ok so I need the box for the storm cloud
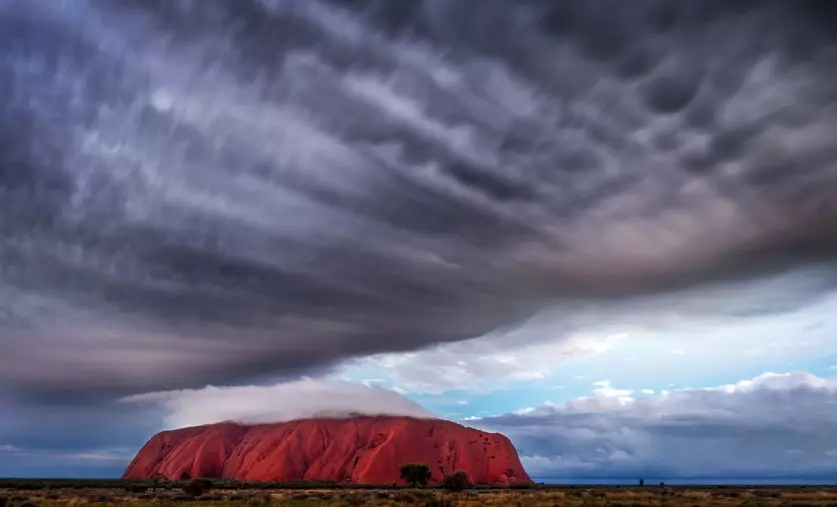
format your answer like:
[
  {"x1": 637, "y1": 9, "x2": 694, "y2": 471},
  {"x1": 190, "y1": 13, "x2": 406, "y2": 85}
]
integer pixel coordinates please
[{"x1": 2, "y1": 0, "x2": 837, "y2": 402}]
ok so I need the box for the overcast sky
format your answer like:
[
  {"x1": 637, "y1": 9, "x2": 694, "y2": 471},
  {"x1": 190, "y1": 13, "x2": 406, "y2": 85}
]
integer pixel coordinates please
[{"x1": 2, "y1": 0, "x2": 837, "y2": 481}]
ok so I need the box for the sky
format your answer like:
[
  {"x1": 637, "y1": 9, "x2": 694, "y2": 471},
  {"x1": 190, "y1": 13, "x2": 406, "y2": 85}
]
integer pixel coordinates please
[{"x1": 2, "y1": 0, "x2": 837, "y2": 482}]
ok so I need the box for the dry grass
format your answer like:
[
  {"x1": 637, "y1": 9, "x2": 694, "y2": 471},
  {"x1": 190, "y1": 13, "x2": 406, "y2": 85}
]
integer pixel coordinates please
[{"x1": 3, "y1": 485, "x2": 837, "y2": 507}]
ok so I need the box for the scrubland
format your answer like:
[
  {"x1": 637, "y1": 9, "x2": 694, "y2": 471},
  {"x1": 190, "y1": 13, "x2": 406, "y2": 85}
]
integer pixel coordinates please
[{"x1": 3, "y1": 480, "x2": 837, "y2": 507}]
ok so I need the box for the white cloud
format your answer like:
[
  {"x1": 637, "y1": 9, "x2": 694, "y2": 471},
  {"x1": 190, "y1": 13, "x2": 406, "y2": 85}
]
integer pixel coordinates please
[
  {"x1": 591, "y1": 380, "x2": 633, "y2": 402},
  {"x1": 121, "y1": 378, "x2": 434, "y2": 428},
  {"x1": 477, "y1": 372, "x2": 837, "y2": 479},
  {"x1": 340, "y1": 329, "x2": 624, "y2": 394},
  {"x1": 328, "y1": 270, "x2": 837, "y2": 398}
]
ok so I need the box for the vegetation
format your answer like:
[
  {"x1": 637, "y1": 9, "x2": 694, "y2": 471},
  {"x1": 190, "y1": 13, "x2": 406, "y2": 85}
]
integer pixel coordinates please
[
  {"x1": 399, "y1": 463, "x2": 432, "y2": 488},
  {"x1": 442, "y1": 470, "x2": 471, "y2": 492},
  {"x1": 3, "y1": 482, "x2": 837, "y2": 507},
  {"x1": 182, "y1": 479, "x2": 213, "y2": 497}
]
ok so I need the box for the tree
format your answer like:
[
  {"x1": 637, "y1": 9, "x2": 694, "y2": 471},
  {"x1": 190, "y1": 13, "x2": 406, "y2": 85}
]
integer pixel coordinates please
[
  {"x1": 442, "y1": 470, "x2": 471, "y2": 492},
  {"x1": 182, "y1": 479, "x2": 212, "y2": 497},
  {"x1": 639, "y1": 478, "x2": 644, "y2": 487},
  {"x1": 399, "y1": 463, "x2": 432, "y2": 487}
]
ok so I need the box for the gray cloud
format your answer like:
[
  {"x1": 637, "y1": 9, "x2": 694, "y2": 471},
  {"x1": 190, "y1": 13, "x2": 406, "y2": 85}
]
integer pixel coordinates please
[
  {"x1": 0, "y1": 395, "x2": 160, "y2": 453},
  {"x1": 2, "y1": 0, "x2": 837, "y2": 401},
  {"x1": 476, "y1": 372, "x2": 837, "y2": 479},
  {"x1": 0, "y1": 393, "x2": 162, "y2": 477}
]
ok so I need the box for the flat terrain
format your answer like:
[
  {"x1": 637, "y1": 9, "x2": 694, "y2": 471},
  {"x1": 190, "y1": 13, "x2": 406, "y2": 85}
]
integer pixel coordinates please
[{"x1": 3, "y1": 481, "x2": 837, "y2": 506}]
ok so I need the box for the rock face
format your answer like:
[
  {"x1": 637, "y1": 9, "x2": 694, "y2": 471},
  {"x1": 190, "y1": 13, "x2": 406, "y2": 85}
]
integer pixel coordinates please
[{"x1": 123, "y1": 416, "x2": 531, "y2": 485}]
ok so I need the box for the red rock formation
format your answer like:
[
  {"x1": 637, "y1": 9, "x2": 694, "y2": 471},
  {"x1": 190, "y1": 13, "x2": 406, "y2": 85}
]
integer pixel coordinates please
[{"x1": 123, "y1": 416, "x2": 531, "y2": 486}]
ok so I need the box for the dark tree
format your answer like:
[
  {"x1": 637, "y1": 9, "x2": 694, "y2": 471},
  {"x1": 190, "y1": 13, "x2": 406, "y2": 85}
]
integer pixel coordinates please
[
  {"x1": 399, "y1": 463, "x2": 432, "y2": 487},
  {"x1": 639, "y1": 478, "x2": 644, "y2": 487},
  {"x1": 182, "y1": 479, "x2": 212, "y2": 497}
]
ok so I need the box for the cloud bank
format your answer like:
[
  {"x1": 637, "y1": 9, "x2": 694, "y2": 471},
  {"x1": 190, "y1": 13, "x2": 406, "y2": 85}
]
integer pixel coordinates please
[
  {"x1": 2, "y1": 0, "x2": 837, "y2": 404},
  {"x1": 478, "y1": 372, "x2": 837, "y2": 479},
  {"x1": 123, "y1": 379, "x2": 434, "y2": 428}
]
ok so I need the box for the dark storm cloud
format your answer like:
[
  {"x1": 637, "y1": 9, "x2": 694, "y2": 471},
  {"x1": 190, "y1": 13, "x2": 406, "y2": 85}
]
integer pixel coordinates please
[
  {"x1": 476, "y1": 373, "x2": 837, "y2": 479},
  {"x1": 2, "y1": 0, "x2": 837, "y2": 400}
]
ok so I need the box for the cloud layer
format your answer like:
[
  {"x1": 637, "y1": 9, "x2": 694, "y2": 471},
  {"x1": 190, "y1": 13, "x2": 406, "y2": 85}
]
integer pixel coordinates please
[
  {"x1": 2, "y1": 0, "x2": 837, "y2": 403},
  {"x1": 123, "y1": 379, "x2": 434, "y2": 428},
  {"x1": 478, "y1": 372, "x2": 837, "y2": 479}
]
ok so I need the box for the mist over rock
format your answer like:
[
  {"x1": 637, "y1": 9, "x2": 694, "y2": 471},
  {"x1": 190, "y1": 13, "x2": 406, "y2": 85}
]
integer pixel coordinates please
[{"x1": 122, "y1": 416, "x2": 531, "y2": 485}]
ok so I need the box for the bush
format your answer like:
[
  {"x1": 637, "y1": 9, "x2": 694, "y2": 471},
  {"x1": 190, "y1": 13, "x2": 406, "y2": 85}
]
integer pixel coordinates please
[
  {"x1": 182, "y1": 478, "x2": 212, "y2": 497},
  {"x1": 400, "y1": 463, "x2": 432, "y2": 488},
  {"x1": 246, "y1": 494, "x2": 272, "y2": 507},
  {"x1": 0, "y1": 497, "x2": 8, "y2": 507},
  {"x1": 340, "y1": 492, "x2": 373, "y2": 506},
  {"x1": 424, "y1": 496, "x2": 456, "y2": 507},
  {"x1": 15, "y1": 485, "x2": 43, "y2": 491},
  {"x1": 442, "y1": 471, "x2": 470, "y2": 492}
]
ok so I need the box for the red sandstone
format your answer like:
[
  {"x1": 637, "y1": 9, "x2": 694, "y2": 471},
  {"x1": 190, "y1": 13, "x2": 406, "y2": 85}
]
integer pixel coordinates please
[{"x1": 123, "y1": 416, "x2": 531, "y2": 485}]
